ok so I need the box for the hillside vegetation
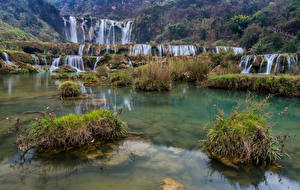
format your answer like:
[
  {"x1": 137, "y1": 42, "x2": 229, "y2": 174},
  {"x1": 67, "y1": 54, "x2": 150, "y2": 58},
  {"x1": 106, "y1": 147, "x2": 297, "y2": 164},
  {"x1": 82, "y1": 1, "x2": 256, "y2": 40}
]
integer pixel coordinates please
[
  {"x1": 133, "y1": 0, "x2": 300, "y2": 53},
  {"x1": 0, "y1": 20, "x2": 36, "y2": 42},
  {"x1": 0, "y1": 0, "x2": 63, "y2": 42}
]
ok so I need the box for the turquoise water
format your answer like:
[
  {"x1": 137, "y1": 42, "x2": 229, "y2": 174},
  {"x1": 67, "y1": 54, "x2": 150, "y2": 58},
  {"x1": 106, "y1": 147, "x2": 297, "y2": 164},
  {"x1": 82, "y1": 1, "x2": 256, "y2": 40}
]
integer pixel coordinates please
[{"x1": 0, "y1": 74, "x2": 299, "y2": 190}]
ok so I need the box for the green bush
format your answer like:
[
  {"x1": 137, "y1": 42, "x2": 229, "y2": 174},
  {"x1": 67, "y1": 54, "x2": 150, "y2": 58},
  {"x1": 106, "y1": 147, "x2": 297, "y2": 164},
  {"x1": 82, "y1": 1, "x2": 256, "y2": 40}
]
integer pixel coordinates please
[
  {"x1": 207, "y1": 74, "x2": 300, "y2": 97},
  {"x1": 110, "y1": 72, "x2": 133, "y2": 87},
  {"x1": 58, "y1": 81, "x2": 82, "y2": 98},
  {"x1": 135, "y1": 62, "x2": 172, "y2": 91},
  {"x1": 228, "y1": 15, "x2": 251, "y2": 35},
  {"x1": 16, "y1": 108, "x2": 127, "y2": 151},
  {"x1": 204, "y1": 96, "x2": 288, "y2": 168}
]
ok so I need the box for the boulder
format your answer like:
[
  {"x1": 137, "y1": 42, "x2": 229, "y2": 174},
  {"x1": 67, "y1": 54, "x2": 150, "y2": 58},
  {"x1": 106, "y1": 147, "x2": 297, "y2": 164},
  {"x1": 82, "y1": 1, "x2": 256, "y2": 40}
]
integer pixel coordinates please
[{"x1": 160, "y1": 178, "x2": 186, "y2": 190}]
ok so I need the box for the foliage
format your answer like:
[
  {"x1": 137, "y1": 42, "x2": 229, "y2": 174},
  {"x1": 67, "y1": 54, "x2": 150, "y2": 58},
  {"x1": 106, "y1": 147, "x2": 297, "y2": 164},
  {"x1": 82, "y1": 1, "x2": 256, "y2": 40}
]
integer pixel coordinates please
[
  {"x1": 207, "y1": 74, "x2": 300, "y2": 97},
  {"x1": 204, "y1": 95, "x2": 288, "y2": 167},
  {"x1": 170, "y1": 55, "x2": 211, "y2": 82},
  {"x1": 228, "y1": 15, "x2": 251, "y2": 35},
  {"x1": 110, "y1": 72, "x2": 133, "y2": 87},
  {"x1": 240, "y1": 24, "x2": 262, "y2": 50},
  {"x1": 135, "y1": 62, "x2": 172, "y2": 91},
  {"x1": 58, "y1": 81, "x2": 82, "y2": 98},
  {"x1": 16, "y1": 108, "x2": 127, "y2": 151}
]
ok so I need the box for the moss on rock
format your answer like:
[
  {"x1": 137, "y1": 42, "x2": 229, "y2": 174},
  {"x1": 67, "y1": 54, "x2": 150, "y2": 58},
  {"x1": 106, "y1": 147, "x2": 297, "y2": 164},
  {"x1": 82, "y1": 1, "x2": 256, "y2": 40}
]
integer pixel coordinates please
[{"x1": 58, "y1": 81, "x2": 82, "y2": 98}]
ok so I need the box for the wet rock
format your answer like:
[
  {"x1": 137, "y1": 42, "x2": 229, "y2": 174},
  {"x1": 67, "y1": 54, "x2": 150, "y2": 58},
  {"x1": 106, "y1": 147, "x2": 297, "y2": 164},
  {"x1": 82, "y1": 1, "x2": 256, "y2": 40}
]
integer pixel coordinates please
[{"x1": 160, "y1": 178, "x2": 186, "y2": 190}]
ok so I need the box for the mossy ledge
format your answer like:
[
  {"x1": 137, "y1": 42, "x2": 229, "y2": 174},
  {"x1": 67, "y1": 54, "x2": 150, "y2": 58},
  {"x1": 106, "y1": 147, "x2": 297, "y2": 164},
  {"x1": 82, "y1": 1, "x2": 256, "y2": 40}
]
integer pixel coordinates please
[
  {"x1": 207, "y1": 74, "x2": 300, "y2": 97},
  {"x1": 16, "y1": 109, "x2": 127, "y2": 152},
  {"x1": 203, "y1": 96, "x2": 288, "y2": 169}
]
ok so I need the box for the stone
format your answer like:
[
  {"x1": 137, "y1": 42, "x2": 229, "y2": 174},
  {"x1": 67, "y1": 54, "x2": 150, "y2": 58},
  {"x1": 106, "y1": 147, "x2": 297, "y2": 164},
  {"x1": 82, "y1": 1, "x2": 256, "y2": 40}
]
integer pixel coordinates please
[{"x1": 160, "y1": 178, "x2": 186, "y2": 190}]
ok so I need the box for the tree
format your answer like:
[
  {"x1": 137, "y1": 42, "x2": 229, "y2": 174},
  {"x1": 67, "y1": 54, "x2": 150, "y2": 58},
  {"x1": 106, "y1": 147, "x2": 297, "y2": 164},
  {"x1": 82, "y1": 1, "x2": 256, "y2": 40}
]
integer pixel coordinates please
[{"x1": 228, "y1": 15, "x2": 250, "y2": 36}]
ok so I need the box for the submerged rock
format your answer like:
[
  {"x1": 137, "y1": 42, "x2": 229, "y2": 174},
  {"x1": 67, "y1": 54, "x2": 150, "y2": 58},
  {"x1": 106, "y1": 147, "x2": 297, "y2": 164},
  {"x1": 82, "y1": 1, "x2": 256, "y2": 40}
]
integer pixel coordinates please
[{"x1": 160, "y1": 178, "x2": 186, "y2": 190}]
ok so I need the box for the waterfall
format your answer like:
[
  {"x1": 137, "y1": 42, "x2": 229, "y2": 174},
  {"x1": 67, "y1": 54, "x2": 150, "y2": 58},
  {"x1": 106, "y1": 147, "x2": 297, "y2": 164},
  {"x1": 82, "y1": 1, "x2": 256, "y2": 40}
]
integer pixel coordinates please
[
  {"x1": 63, "y1": 17, "x2": 70, "y2": 41},
  {"x1": 81, "y1": 21, "x2": 86, "y2": 43},
  {"x1": 69, "y1": 16, "x2": 78, "y2": 43},
  {"x1": 63, "y1": 17, "x2": 133, "y2": 44},
  {"x1": 50, "y1": 57, "x2": 61, "y2": 72},
  {"x1": 157, "y1": 44, "x2": 165, "y2": 57},
  {"x1": 31, "y1": 55, "x2": 43, "y2": 72},
  {"x1": 121, "y1": 21, "x2": 133, "y2": 44},
  {"x1": 264, "y1": 54, "x2": 277, "y2": 75},
  {"x1": 216, "y1": 46, "x2": 244, "y2": 55},
  {"x1": 128, "y1": 58, "x2": 133, "y2": 66},
  {"x1": 42, "y1": 56, "x2": 48, "y2": 66},
  {"x1": 86, "y1": 44, "x2": 91, "y2": 55},
  {"x1": 240, "y1": 55, "x2": 250, "y2": 74},
  {"x1": 274, "y1": 55, "x2": 282, "y2": 73},
  {"x1": 203, "y1": 47, "x2": 207, "y2": 53},
  {"x1": 78, "y1": 44, "x2": 85, "y2": 56},
  {"x1": 64, "y1": 56, "x2": 85, "y2": 72},
  {"x1": 168, "y1": 45, "x2": 197, "y2": 56},
  {"x1": 2, "y1": 52, "x2": 15, "y2": 66},
  {"x1": 93, "y1": 56, "x2": 100, "y2": 70},
  {"x1": 130, "y1": 44, "x2": 152, "y2": 56}
]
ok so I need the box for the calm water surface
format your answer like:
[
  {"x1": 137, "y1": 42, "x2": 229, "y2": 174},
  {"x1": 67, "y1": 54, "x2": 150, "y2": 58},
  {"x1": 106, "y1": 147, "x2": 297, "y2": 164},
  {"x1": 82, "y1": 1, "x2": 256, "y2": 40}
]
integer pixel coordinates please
[{"x1": 0, "y1": 74, "x2": 299, "y2": 190}]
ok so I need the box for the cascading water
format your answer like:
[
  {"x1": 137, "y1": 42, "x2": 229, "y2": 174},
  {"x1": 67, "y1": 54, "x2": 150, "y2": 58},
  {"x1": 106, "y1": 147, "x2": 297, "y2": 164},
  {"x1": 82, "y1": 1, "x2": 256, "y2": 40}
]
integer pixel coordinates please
[
  {"x1": 274, "y1": 55, "x2": 282, "y2": 73},
  {"x1": 69, "y1": 16, "x2": 78, "y2": 43},
  {"x1": 64, "y1": 56, "x2": 85, "y2": 72},
  {"x1": 216, "y1": 46, "x2": 244, "y2": 55},
  {"x1": 121, "y1": 21, "x2": 133, "y2": 44},
  {"x1": 2, "y1": 52, "x2": 15, "y2": 66},
  {"x1": 168, "y1": 45, "x2": 197, "y2": 56},
  {"x1": 63, "y1": 17, "x2": 133, "y2": 44},
  {"x1": 130, "y1": 44, "x2": 152, "y2": 56},
  {"x1": 50, "y1": 57, "x2": 61, "y2": 72},
  {"x1": 240, "y1": 56, "x2": 251, "y2": 74},
  {"x1": 86, "y1": 44, "x2": 91, "y2": 55},
  {"x1": 78, "y1": 44, "x2": 85, "y2": 56},
  {"x1": 128, "y1": 58, "x2": 133, "y2": 66},
  {"x1": 263, "y1": 54, "x2": 277, "y2": 75},
  {"x1": 31, "y1": 55, "x2": 44, "y2": 72},
  {"x1": 93, "y1": 56, "x2": 100, "y2": 70},
  {"x1": 42, "y1": 56, "x2": 48, "y2": 66},
  {"x1": 81, "y1": 21, "x2": 86, "y2": 43},
  {"x1": 157, "y1": 44, "x2": 165, "y2": 57}
]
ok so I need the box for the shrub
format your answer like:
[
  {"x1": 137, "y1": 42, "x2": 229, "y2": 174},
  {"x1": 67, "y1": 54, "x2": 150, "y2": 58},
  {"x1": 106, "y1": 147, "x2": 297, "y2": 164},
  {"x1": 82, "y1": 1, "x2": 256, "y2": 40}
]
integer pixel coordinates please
[
  {"x1": 207, "y1": 74, "x2": 300, "y2": 97},
  {"x1": 135, "y1": 62, "x2": 172, "y2": 91},
  {"x1": 16, "y1": 108, "x2": 127, "y2": 151},
  {"x1": 241, "y1": 24, "x2": 262, "y2": 49},
  {"x1": 228, "y1": 15, "x2": 251, "y2": 35},
  {"x1": 170, "y1": 56, "x2": 211, "y2": 82},
  {"x1": 204, "y1": 96, "x2": 288, "y2": 168},
  {"x1": 110, "y1": 72, "x2": 133, "y2": 87},
  {"x1": 58, "y1": 81, "x2": 82, "y2": 98}
]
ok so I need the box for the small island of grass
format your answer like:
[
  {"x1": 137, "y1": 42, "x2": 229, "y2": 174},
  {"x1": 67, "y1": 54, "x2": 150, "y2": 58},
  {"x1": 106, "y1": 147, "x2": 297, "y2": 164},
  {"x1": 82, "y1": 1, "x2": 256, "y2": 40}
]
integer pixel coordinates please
[
  {"x1": 16, "y1": 108, "x2": 127, "y2": 151},
  {"x1": 204, "y1": 96, "x2": 288, "y2": 169}
]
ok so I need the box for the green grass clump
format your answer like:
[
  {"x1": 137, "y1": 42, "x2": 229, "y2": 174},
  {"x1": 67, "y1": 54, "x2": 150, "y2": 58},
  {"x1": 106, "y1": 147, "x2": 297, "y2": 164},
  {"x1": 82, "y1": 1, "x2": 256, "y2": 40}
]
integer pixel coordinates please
[
  {"x1": 204, "y1": 96, "x2": 288, "y2": 168},
  {"x1": 16, "y1": 109, "x2": 127, "y2": 151},
  {"x1": 135, "y1": 62, "x2": 172, "y2": 91},
  {"x1": 170, "y1": 56, "x2": 211, "y2": 82},
  {"x1": 207, "y1": 74, "x2": 300, "y2": 97},
  {"x1": 58, "y1": 81, "x2": 82, "y2": 98},
  {"x1": 110, "y1": 72, "x2": 133, "y2": 87}
]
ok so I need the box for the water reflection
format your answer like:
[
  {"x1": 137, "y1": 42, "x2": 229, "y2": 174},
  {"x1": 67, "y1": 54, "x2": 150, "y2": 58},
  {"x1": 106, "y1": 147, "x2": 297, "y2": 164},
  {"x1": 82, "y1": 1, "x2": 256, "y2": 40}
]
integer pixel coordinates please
[{"x1": 0, "y1": 74, "x2": 300, "y2": 190}]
